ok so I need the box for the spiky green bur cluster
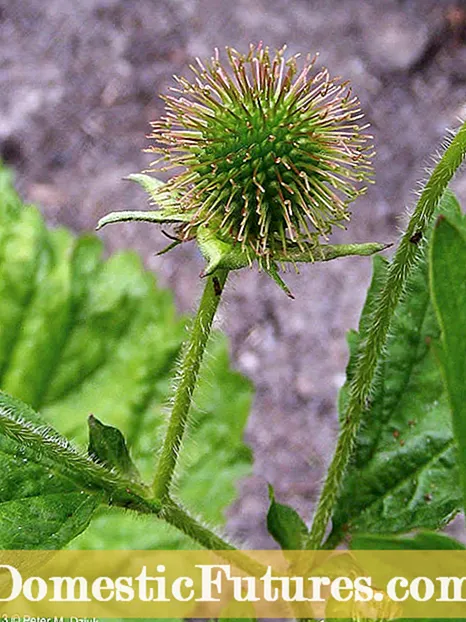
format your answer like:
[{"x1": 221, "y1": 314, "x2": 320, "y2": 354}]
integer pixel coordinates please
[{"x1": 149, "y1": 44, "x2": 374, "y2": 264}]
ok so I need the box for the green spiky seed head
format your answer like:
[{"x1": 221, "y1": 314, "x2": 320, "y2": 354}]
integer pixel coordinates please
[{"x1": 149, "y1": 43, "x2": 374, "y2": 264}]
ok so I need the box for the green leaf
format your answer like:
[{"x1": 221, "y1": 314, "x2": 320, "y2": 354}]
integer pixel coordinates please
[
  {"x1": 266, "y1": 484, "x2": 308, "y2": 550},
  {"x1": 351, "y1": 531, "x2": 465, "y2": 550},
  {"x1": 0, "y1": 392, "x2": 102, "y2": 549},
  {"x1": 0, "y1": 390, "x2": 157, "y2": 550},
  {"x1": 331, "y1": 191, "x2": 463, "y2": 540},
  {"x1": 88, "y1": 415, "x2": 141, "y2": 482},
  {"x1": 430, "y1": 214, "x2": 466, "y2": 510},
  {"x1": 0, "y1": 165, "x2": 253, "y2": 549}
]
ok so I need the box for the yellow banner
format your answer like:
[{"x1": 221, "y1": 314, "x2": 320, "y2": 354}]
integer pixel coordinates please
[{"x1": 2, "y1": 550, "x2": 466, "y2": 618}]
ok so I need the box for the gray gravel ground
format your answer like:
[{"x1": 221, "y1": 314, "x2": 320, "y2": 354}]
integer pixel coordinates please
[{"x1": 1, "y1": 0, "x2": 466, "y2": 547}]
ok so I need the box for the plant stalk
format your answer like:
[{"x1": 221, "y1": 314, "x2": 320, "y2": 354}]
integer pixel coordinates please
[
  {"x1": 307, "y1": 120, "x2": 466, "y2": 549},
  {"x1": 162, "y1": 498, "x2": 235, "y2": 550},
  {"x1": 153, "y1": 270, "x2": 229, "y2": 499},
  {"x1": 161, "y1": 500, "x2": 283, "y2": 584}
]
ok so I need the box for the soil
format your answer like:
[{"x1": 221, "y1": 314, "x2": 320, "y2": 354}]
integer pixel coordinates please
[{"x1": 1, "y1": 0, "x2": 466, "y2": 547}]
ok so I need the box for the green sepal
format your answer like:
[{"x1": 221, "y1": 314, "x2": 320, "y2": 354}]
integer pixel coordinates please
[
  {"x1": 197, "y1": 225, "x2": 388, "y2": 297},
  {"x1": 278, "y1": 241, "x2": 392, "y2": 263},
  {"x1": 126, "y1": 173, "x2": 167, "y2": 197},
  {"x1": 197, "y1": 226, "x2": 390, "y2": 273},
  {"x1": 96, "y1": 173, "x2": 195, "y2": 229},
  {"x1": 88, "y1": 415, "x2": 142, "y2": 483},
  {"x1": 196, "y1": 225, "x2": 252, "y2": 275},
  {"x1": 264, "y1": 263, "x2": 295, "y2": 298},
  {"x1": 127, "y1": 173, "x2": 185, "y2": 210},
  {"x1": 100, "y1": 173, "x2": 390, "y2": 296},
  {"x1": 96, "y1": 208, "x2": 193, "y2": 230}
]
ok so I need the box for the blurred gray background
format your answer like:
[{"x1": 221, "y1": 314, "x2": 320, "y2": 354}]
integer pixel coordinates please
[{"x1": 1, "y1": 0, "x2": 466, "y2": 546}]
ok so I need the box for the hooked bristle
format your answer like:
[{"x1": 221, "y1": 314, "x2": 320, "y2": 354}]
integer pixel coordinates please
[{"x1": 148, "y1": 43, "x2": 374, "y2": 262}]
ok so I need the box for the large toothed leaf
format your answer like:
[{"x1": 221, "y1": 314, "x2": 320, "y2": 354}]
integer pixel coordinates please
[
  {"x1": 0, "y1": 165, "x2": 253, "y2": 549},
  {"x1": 331, "y1": 191, "x2": 463, "y2": 541},
  {"x1": 430, "y1": 213, "x2": 466, "y2": 511}
]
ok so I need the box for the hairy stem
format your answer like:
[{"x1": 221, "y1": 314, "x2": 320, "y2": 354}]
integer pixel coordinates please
[
  {"x1": 153, "y1": 270, "x2": 229, "y2": 499},
  {"x1": 307, "y1": 120, "x2": 466, "y2": 550},
  {"x1": 162, "y1": 498, "x2": 235, "y2": 550},
  {"x1": 161, "y1": 500, "x2": 277, "y2": 579}
]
